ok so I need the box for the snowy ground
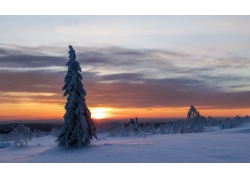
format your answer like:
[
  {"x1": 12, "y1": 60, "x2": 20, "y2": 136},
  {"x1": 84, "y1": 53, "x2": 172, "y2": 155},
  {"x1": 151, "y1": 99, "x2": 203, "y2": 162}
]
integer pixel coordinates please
[{"x1": 1, "y1": 123, "x2": 250, "y2": 163}]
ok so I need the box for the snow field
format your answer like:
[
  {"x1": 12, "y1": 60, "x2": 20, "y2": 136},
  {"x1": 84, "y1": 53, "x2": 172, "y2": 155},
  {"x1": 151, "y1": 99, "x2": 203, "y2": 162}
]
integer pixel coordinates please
[
  {"x1": 1, "y1": 123, "x2": 250, "y2": 180},
  {"x1": 1, "y1": 123, "x2": 250, "y2": 163}
]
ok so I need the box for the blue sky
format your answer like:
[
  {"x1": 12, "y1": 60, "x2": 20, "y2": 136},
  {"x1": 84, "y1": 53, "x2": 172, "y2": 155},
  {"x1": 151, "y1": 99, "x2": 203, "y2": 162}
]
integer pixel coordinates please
[{"x1": 1, "y1": 16, "x2": 250, "y2": 50}]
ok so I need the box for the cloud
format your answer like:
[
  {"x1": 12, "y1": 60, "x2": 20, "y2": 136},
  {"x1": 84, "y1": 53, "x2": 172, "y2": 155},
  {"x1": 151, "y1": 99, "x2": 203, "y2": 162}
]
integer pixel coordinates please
[
  {"x1": 86, "y1": 81, "x2": 250, "y2": 109},
  {"x1": 101, "y1": 73, "x2": 144, "y2": 82},
  {"x1": 0, "y1": 70, "x2": 62, "y2": 93},
  {"x1": 1, "y1": 44, "x2": 250, "y2": 112},
  {"x1": 0, "y1": 69, "x2": 99, "y2": 93},
  {"x1": 0, "y1": 48, "x2": 9, "y2": 55},
  {"x1": 0, "y1": 54, "x2": 67, "y2": 68}
]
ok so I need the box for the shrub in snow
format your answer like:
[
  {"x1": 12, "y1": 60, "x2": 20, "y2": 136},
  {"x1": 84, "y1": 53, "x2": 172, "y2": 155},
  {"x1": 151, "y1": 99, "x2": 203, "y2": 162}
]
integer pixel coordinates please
[
  {"x1": 11, "y1": 123, "x2": 33, "y2": 147},
  {"x1": 50, "y1": 127, "x2": 61, "y2": 136},
  {"x1": 145, "y1": 123, "x2": 156, "y2": 134},
  {"x1": 108, "y1": 120, "x2": 126, "y2": 136},
  {"x1": 142, "y1": 124, "x2": 147, "y2": 131},
  {"x1": 128, "y1": 117, "x2": 139, "y2": 132},
  {"x1": 108, "y1": 120, "x2": 141, "y2": 136},
  {"x1": 129, "y1": 118, "x2": 135, "y2": 125},
  {"x1": 172, "y1": 121, "x2": 181, "y2": 134},
  {"x1": 184, "y1": 116, "x2": 205, "y2": 133},
  {"x1": 205, "y1": 116, "x2": 212, "y2": 129},
  {"x1": 137, "y1": 126, "x2": 146, "y2": 138},
  {"x1": 221, "y1": 119, "x2": 231, "y2": 129},
  {"x1": 33, "y1": 129, "x2": 49, "y2": 137},
  {"x1": 95, "y1": 121, "x2": 111, "y2": 133},
  {"x1": 56, "y1": 45, "x2": 97, "y2": 148},
  {"x1": 0, "y1": 134, "x2": 9, "y2": 142},
  {"x1": 219, "y1": 115, "x2": 250, "y2": 130},
  {"x1": 125, "y1": 124, "x2": 136, "y2": 136},
  {"x1": 7, "y1": 131, "x2": 14, "y2": 141},
  {"x1": 233, "y1": 115, "x2": 248, "y2": 126},
  {"x1": 244, "y1": 115, "x2": 250, "y2": 123},
  {"x1": 165, "y1": 122, "x2": 172, "y2": 134},
  {"x1": 179, "y1": 121, "x2": 185, "y2": 134},
  {"x1": 211, "y1": 118, "x2": 220, "y2": 126},
  {"x1": 172, "y1": 121, "x2": 188, "y2": 134},
  {"x1": 32, "y1": 129, "x2": 42, "y2": 137},
  {"x1": 158, "y1": 124, "x2": 167, "y2": 134}
]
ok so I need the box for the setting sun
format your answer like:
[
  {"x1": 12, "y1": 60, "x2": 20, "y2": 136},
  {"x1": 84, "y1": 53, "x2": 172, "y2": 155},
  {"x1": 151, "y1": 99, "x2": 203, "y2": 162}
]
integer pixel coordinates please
[{"x1": 91, "y1": 108, "x2": 107, "y2": 119}]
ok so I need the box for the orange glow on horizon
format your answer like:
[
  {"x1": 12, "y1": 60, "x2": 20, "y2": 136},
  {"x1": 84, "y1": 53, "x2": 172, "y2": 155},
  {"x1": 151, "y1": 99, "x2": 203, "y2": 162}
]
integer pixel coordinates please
[
  {"x1": 0, "y1": 102, "x2": 64, "y2": 121},
  {"x1": 90, "y1": 106, "x2": 250, "y2": 120},
  {"x1": 0, "y1": 102, "x2": 249, "y2": 122}
]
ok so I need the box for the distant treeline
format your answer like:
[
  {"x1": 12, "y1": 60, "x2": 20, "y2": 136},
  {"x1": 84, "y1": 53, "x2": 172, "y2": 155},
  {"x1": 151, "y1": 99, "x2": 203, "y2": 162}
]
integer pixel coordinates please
[{"x1": 0, "y1": 123, "x2": 62, "y2": 134}]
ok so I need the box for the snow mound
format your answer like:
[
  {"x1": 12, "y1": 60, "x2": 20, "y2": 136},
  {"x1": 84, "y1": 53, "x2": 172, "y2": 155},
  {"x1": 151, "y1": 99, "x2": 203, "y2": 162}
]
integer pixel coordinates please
[{"x1": 232, "y1": 128, "x2": 250, "y2": 133}]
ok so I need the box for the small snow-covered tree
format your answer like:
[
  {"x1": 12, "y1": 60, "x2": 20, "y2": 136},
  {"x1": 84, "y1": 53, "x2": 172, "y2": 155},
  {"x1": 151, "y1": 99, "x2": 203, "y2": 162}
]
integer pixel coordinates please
[
  {"x1": 50, "y1": 127, "x2": 61, "y2": 136},
  {"x1": 187, "y1": 105, "x2": 199, "y2": 119},
  {"x1": 108, "y1": 120, "x2": 126, "y2": 136},
  {"x1": 145, "y1": 123, "x2": 156, "y2": 134},
  {"x1": 165, "y1": 122, "x2": 172, "y2": 134},
  {"x1": 172, "y1": 121, "x2": 180, "y2": 134},
  {"x1": 128, "y1": 117, "x2": 139, "y2": 132},
  {"x1": 137, "y1": 126, "x2": 146, "y2": 138},
  {"x1": 11, "y1": 123, "x2": 33, "y2": 147},
  {"x1": 56, "y1": 45, "x2": 97, "y2": 148},
  {"x1": 158, "y1": 124, "x2": 167, "y2": 134},
  {"x1": 185, "y1": 105, "x2": 205, "y2": 133},
  {"x1": 125, "y1": 124, "x2": 136, "y2": 135},
  {"x1": 129, "y1": 118, "x2": 135, "y2": 125}
]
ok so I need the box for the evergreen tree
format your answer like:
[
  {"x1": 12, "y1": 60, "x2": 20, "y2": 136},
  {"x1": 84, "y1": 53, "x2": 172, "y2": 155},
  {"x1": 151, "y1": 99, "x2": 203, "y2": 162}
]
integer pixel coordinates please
[
  {"x1": 56, "y1": 45, "x2": 97, "y2": 148},
  {"x1": 134, "y1": 117, "x2": 139, "y2": 131},
  {"x1": 187, "y1": 105, "x2": 198, "y2": 119}
]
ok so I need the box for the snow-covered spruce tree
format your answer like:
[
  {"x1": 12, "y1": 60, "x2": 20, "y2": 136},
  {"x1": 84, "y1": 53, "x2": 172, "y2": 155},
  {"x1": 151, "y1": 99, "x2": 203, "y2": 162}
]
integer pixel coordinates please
[{"x1": 56, "y1": 45, "x2": 97, "y2": 148}]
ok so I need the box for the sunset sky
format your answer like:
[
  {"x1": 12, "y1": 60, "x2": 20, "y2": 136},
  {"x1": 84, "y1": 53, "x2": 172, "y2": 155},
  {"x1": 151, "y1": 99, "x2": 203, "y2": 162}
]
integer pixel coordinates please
[{"x1": 1, "y1": 15, "x2": 250, "y2": 122}]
